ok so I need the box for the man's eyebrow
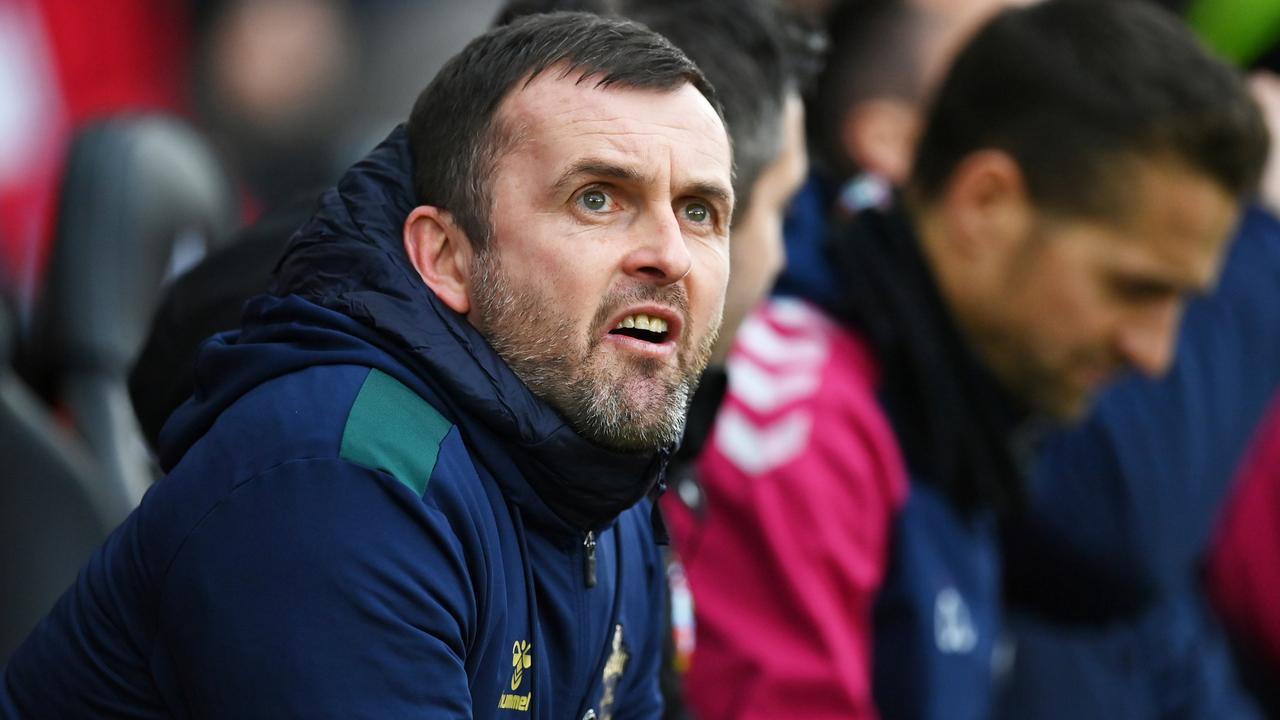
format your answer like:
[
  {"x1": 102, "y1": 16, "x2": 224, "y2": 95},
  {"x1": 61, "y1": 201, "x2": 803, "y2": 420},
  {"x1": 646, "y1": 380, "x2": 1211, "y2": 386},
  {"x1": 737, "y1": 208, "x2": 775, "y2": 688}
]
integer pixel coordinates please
[
  {"x1": 552, "y1": 159, "x2": 652, "y2": 193},
  {"x1": 682, "y1": 180, "x2": 733, "y2": 214}
]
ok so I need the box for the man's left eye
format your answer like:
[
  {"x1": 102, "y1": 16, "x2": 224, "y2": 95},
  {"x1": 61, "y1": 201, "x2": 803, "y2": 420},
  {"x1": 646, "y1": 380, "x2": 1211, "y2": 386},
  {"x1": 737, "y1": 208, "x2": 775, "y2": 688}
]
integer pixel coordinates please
[{"x1": 683, "y1": 202, "x2": 711, "y2": 224}]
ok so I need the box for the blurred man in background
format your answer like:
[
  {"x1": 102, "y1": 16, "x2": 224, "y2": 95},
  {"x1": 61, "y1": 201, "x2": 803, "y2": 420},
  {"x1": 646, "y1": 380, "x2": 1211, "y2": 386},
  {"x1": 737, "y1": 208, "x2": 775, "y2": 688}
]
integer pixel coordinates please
[
  {"x1": 978, "y1": 2, "x2": 1280, "y2": 717},
  {"x1": 996, "y1": 162, "x2": 1280, "y2": 720},
  {"x1": 664, "y1": 2, "x2": 1267, "y2": 719},
  {"x1": 756, "y1": 0, "x2": 1280, "y2": 716}
]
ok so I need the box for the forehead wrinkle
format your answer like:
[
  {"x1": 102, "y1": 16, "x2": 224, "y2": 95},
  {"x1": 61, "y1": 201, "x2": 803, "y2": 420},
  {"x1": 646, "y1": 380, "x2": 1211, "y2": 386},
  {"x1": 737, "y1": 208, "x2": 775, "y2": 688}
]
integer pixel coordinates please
[
  {"x1": 546, "y1": 117, "x2": 727, "y2": 154},
  {"x1": 541, "y1": 124, "x2": 731, "y2": 190},
  {"x1": 514, "y1": 113, "x2": 725, "y2": 166},
  {"x1": 512, "y1": 87, "x2": 727, "y2": 153},
  {"x1": 500, "y1": 75, "x2": 733, "y2": 201}
]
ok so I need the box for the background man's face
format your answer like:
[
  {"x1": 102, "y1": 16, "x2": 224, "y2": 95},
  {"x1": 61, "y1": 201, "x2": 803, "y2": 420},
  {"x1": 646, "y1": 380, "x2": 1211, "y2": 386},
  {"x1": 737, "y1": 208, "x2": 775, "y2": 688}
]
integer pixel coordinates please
[
  {"x1": 966, "y1": 158, "x2": 1239, "y2": 419},
  {"x1": 713, "y1": 92, "x2": 808, "y2": 364},
  {"x1": 472, "y1": 73, "x2": 733, "y2": 451}
]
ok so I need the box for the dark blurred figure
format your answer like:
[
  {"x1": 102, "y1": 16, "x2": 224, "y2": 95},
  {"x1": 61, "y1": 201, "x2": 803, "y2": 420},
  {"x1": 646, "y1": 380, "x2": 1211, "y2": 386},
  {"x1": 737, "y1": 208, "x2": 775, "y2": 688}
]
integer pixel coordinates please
[
  {"x1": 191, "y1": 0, "x2": 354, "y2": 210},
  {"x1": 669, "y1": 2, "x2": 1267, "y2": 719},
  {"x1": 191, "y1": 0, "x2": 504, "y2": 210}
]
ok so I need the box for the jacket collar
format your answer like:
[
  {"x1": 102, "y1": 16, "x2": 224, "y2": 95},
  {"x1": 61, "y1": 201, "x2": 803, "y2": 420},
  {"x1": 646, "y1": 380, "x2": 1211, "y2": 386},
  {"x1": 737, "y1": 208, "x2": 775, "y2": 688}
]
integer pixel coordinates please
[{"x1": 270, "y1": 126, "x2": 669, "y2": 535}]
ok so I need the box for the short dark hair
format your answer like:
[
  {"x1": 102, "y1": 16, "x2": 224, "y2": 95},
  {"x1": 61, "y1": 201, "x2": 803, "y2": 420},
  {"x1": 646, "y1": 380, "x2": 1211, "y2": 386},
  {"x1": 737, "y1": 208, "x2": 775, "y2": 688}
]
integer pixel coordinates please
[
  {"x1": 407, "y1": 11, "x2": 721, "y2": 250},
  {"x1": 495, "y1": 0, "x2": 820, "y2": 223},
  {"x1": 908, "y1": 0, "x2": 1268, "y2": 219},
  {"x1": 813, "y1": 0, "x2": 929, "y2": 179},
  {"x1": 621, "y1": 0, "x2": 818, "y2": 222}
]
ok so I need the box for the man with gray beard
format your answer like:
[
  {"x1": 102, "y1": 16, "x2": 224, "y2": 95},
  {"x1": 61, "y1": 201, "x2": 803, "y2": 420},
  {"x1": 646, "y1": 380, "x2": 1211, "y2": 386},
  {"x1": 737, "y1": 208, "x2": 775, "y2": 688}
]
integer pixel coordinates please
[
  {"x1": 472, "y1": 255, "x2": 710, "y2": 452},
  {"x1": 2, "y1": 12, "x2": 732, "y2": 718}
]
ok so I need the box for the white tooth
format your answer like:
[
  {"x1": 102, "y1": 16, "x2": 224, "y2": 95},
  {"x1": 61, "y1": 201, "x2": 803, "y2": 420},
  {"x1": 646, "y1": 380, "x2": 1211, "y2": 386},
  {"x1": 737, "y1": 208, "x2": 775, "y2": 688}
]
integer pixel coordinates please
[
  {"x1": 615, "y1": 320, "x2": 625, "y2": 329},
  {"x1": 635, "y1": 315, "x2": 652, "y2": 331},
  {"x1": 653, "y1": 318, "x2": 668, "y2": 334},
  {"x1": 622, "y1": 316, "x2": 636, "y2": 329}
]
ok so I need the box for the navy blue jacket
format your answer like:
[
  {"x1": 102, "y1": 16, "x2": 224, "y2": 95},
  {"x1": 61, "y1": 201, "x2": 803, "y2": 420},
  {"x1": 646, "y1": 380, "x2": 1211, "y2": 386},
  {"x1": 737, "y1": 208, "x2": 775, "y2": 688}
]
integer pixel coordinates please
[
  {"x1": 1, "y1": 128, "x2": 667, "y2": 719},
  {"x1": 871, "y1": 485, "x2": 1002, "y2": 720},
  {"x1": 998, "y1": 205, "x2": 1280, "y2": 719}
]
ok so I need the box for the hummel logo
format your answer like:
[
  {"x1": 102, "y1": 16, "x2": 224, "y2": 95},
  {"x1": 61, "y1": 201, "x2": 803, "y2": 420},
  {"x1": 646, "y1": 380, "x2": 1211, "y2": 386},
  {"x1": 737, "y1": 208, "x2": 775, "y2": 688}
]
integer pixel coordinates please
[{"x1": 499, "y1": 640, "x2": 533, "y2": 711}]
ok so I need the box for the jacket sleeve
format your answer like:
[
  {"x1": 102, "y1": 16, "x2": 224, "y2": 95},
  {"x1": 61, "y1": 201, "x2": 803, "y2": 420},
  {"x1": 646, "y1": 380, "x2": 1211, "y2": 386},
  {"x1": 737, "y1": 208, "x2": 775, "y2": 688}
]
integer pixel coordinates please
[
  {"x1": 156, "y1": 457, "x2": 478, "y2": 719},
  {"x1": 663, "y1": 304, "x2": 908, "y2": 720}
]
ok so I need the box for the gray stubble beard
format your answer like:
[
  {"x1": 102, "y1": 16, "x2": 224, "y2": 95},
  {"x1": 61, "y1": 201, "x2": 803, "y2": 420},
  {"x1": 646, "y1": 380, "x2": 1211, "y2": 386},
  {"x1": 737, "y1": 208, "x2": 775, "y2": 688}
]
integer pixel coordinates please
[{"x1": 471, "y1": 248, "x2": 718, "y2": 452}]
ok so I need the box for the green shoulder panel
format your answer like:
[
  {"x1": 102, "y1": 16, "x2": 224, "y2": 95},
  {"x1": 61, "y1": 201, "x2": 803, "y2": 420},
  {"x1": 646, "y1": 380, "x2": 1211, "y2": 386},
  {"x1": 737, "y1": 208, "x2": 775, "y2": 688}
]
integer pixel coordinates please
[{"x1": 339, "y1": 368, "x2": 453, "y2": 497}]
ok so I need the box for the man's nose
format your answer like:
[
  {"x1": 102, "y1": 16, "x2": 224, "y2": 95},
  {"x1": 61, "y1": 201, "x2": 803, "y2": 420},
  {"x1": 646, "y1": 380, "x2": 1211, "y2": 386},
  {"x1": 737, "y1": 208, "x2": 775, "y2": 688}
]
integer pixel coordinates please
[
  {"x1": 620, "y1": 206, "x2": 693, "y2": 285},
  {"x1": 1117, "y1": 300, "x2": 1183, "y2": 377}
]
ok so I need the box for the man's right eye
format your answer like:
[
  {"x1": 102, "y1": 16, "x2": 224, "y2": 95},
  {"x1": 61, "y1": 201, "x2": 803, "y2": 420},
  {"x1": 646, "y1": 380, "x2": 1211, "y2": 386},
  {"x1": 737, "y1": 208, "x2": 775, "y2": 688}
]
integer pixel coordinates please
[{"x1": 578, "y1": 189, "x2": 613, "y2": 212}]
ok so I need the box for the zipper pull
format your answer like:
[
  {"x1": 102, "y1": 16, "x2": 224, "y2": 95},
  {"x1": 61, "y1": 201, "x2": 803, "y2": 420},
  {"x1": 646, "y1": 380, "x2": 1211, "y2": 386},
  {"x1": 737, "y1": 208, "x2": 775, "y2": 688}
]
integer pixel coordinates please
[{"x1": 583, "y1": 531, "x2": 597, "y2": 588}]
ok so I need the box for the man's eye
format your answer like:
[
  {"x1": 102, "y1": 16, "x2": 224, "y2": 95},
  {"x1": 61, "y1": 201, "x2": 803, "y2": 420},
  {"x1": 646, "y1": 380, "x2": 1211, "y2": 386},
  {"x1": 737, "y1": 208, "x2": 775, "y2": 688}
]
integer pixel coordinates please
[
  {"x1": 684, "y1": 202, "x2": 711, "y2": 224},
  {"x1": 579, "y1": 189, "x2": 612, "y2": 212},
  {"x1": 1112, "y1": 276, "x2": 1176, "y2": 303}
]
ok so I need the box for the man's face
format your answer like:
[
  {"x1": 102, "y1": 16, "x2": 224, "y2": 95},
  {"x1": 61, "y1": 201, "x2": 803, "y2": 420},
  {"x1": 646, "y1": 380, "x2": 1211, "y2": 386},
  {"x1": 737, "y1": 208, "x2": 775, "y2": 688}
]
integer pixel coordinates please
[
  {"x1": 471, "y1": 73, "x2": 733, "y2": 451},
  {"x1": 962, "y1": 157, "x2": 1240, "y2": 419},
  {"x1": 713, "y1": 92, "x2": 809, "y2": 364}
]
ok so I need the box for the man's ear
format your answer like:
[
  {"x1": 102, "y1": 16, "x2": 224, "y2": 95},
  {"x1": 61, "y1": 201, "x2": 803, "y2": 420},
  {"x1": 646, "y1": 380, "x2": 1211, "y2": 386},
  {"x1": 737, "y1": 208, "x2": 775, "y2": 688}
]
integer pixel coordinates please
[
  {"x1": 403, "y1": 205, "x2": 474, "y2": 315},
  {"x1": 842, "y1": 98, "x2": 920, "y2": 184},
  {"x1": 939, "y1": 149, "x2": 1034, "y2": 259}
]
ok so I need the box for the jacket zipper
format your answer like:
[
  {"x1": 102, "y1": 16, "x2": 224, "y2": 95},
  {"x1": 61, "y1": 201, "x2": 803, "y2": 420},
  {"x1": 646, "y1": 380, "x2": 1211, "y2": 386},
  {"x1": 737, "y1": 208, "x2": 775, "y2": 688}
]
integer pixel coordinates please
[
  {"x1": 583, "y1": 530, "x2": 597, "y2": 588},
  {"x1": 574, "y1": 527, "x2": 626, "y2": 720}
]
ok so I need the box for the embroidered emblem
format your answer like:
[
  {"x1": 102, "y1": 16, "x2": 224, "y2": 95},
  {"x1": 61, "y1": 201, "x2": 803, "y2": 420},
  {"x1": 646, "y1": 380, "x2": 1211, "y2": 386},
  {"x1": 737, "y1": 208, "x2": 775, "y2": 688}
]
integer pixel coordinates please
[
  {"x1": 498, "y1": 640, "x2": 533, "y2": 711},
  {"x1": 598, "y1": 624, "x2": 630, "y2": 720}
]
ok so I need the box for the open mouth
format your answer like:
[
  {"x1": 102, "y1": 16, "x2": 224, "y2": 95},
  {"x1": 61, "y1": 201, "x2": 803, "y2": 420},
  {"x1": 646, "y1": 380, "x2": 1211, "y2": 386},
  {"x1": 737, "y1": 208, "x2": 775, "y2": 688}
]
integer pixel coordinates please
[{"x1": 608, "y1": 313, "x2": 671, "y2": 344}]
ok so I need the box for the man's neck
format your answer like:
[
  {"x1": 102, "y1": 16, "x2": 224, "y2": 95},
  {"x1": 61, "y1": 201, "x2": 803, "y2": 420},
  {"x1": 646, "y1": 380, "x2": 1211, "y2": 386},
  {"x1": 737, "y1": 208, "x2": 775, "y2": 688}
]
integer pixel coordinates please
[{"x1": 910, "y1": 201, "x2": 995, "y2": 379}]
